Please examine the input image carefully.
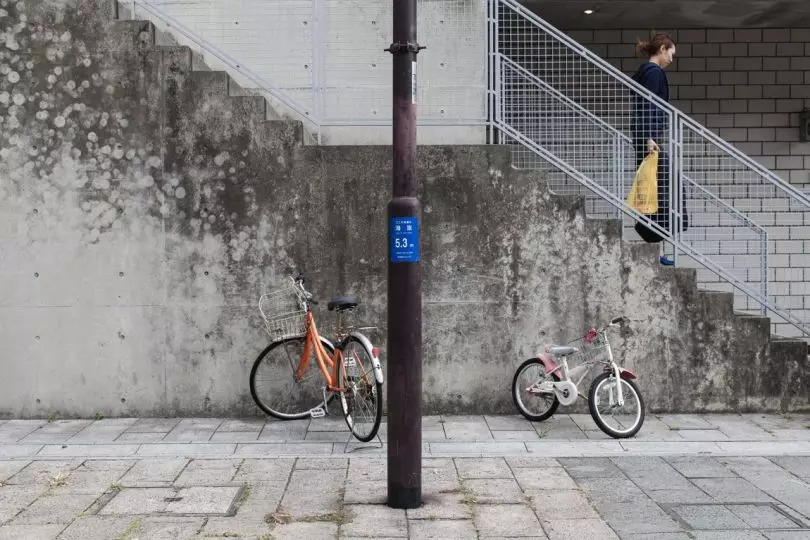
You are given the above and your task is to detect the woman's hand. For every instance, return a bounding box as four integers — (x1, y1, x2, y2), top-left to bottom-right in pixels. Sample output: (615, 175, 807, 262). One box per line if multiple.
(647, 139, 660, 153)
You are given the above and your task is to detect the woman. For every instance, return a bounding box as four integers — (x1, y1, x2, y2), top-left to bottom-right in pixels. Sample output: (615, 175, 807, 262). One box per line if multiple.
(631, 32, 687, 264)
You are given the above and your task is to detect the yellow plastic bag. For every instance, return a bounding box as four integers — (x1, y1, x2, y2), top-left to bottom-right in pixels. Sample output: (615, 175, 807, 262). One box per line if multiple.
(626, 150, 658, 214)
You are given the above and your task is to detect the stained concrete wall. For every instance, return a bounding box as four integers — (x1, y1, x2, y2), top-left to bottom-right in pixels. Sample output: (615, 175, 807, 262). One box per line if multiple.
(0, 0, 807, 417)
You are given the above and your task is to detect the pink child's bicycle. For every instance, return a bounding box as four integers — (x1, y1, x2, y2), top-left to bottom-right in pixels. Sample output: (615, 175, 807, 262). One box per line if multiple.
(511, 316, 645, 439)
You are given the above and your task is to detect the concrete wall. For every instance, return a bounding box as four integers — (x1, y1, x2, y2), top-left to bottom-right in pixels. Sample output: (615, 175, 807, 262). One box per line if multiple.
(0, 0, 807, 418)
(131, 0, 488, 145)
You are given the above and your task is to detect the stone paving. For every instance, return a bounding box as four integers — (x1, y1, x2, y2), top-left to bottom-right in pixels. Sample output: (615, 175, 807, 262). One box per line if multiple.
(0, 413, 808, 538)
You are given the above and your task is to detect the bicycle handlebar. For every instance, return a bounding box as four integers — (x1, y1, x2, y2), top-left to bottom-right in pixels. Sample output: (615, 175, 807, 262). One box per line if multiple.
(293, 273, 317, 305)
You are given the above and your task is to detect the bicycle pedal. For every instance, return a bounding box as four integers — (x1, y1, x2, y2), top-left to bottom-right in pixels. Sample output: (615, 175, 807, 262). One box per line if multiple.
(309, 407, 326, 418)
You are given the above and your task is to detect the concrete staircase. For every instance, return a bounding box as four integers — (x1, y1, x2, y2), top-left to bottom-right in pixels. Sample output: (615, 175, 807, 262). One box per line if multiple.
(0, 0, 806, 417)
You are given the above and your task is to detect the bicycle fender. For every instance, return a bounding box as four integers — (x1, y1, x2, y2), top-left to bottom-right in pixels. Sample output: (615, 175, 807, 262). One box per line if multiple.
(538, 354, 561, 377)
(619, 367, 637, 379)
(349, 331, 384, 384)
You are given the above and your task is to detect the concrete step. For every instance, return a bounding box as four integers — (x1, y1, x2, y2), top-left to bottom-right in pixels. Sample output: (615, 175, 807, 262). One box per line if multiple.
(110, 20, 155, 50)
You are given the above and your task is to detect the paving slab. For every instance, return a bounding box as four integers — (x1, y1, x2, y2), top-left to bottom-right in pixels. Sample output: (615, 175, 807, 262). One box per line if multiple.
(232, 458, 294, 484)
(514, 466, 578, 490)
(527, 489, 599, 519)
(541, 518, 620, 540)
(341, 504, 408, 537)
(172, 458, 242, 486)
(692, 477, 776, 503)
(125, 419, 181, 433)
(37, 444, 140, 458)
(408, 519, 478, 539)
(664, 456, 738, 478)
(430, 441, 527, 455)
(119, 458, 188, 486)
(270, 521, 339, 540)
(137, 443, 236, 457)
(0, 421, 45, 443)
(279, 488, 343, 519)
(464, 478, 525, 504)
(441, 420, 494, 440)
(727, 503, 804, 529)
(19, 421, 93, 444)
(134, 516, 204, 540)
(164, 486, 242, 514)
(484, 415, 536, 431)
(593, 501, 684, 534)
(235, 442, 333, 456)
(667, 504, 749, 530)
(688, 531, 768, 539)
(761, 531, 810, 540)
(54, 515, 132, 540)
(474, 504, 545, 537)
(769, 456, 810, 479)
(68, 419, 138, 443)
(455, 457, 512, 479)
(0, 461, 29, 482)
(658, 415, 716, 430)
(217, 419, 267, 432)
(0, 524, 64, 540)
(10, 493, 99, 525)
(406, 492, 472, 520)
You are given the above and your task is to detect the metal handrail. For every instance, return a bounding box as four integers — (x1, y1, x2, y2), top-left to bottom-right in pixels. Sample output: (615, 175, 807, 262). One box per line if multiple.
(492, 0, 810, 336)
(497, 0, 810, 213)
(499, 55, 632, 145)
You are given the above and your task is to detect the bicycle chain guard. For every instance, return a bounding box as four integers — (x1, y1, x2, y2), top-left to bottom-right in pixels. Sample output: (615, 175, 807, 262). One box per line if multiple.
(554, 381, 578, 406)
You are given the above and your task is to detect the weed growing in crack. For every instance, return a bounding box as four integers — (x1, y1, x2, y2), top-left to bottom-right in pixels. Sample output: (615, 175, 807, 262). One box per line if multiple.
(297, 507, 351, 525)
(265, 508, 293, 525)
(115, 518, 142, 540)
(48, 472, 68, 488)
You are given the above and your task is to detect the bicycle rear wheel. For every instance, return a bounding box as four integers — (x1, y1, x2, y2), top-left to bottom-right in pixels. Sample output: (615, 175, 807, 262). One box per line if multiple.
(337, 336, 383, 442)
(249, 336, 335, 420)
(512, 358, 560, 422)
(588, 372, 645, 439)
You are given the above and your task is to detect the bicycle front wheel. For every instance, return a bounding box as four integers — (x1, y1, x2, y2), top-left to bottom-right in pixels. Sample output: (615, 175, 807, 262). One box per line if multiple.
(337, 336, 383, 442)
(588, 372, 645, 439)
(249, 336, 335, 420)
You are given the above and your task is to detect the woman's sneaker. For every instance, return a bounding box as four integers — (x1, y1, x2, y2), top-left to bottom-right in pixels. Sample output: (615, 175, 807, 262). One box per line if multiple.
(659, 255, 675, 266)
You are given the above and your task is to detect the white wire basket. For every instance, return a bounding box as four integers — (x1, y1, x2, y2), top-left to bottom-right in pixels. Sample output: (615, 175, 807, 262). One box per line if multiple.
(259, 278, 307, 342)
(564, 330, 610, 365)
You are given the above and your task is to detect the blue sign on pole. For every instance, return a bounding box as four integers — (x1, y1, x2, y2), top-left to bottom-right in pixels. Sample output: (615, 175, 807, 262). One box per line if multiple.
(390, 217, 420, 263)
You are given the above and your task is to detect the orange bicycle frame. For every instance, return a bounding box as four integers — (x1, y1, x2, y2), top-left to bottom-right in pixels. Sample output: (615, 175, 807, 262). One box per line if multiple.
(295, 311, 346, 392)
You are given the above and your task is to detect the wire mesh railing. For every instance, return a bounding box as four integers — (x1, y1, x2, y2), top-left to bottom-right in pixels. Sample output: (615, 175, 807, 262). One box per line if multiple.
(490, 0, 810, 336)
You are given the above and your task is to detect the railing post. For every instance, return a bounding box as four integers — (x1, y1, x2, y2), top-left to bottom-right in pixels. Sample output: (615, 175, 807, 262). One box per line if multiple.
(493, 1, 501, 138)
(762, 232, 768, 316)
(487, 0, 493, 142)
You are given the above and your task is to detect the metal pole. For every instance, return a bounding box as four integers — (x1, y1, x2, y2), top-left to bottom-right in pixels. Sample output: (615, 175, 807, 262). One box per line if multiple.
(385, 0, 424, 510)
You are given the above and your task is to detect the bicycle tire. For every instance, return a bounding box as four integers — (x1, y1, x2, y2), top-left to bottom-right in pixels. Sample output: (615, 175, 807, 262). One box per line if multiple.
(249, 336, 335, 420)
(588, 372, 645, 439)
(337, 335, 383, 442)
(512, 358, 560, 422)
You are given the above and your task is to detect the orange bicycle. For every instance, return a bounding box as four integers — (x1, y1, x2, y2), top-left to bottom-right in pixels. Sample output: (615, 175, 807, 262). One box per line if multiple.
(249, 274, 383, 442)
